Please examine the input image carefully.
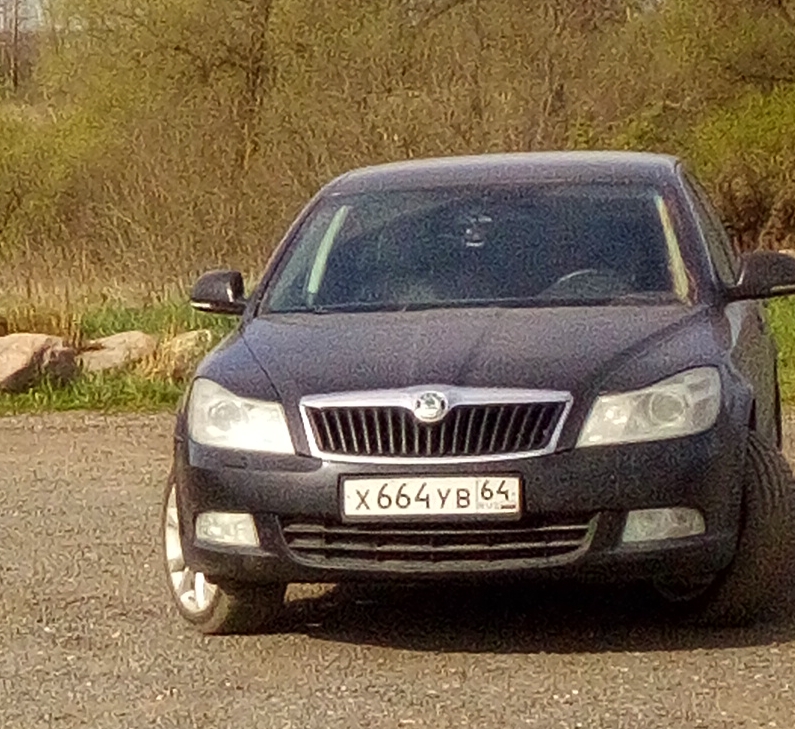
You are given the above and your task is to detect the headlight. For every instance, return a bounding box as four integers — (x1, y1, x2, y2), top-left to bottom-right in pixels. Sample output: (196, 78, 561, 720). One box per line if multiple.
(187, 378, 294, 454)
(577, 367, 721, 447)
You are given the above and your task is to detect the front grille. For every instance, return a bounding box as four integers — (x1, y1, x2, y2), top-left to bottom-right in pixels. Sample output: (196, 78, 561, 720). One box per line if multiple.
(305, 402, 566, 459)
(280, 515, 597, 570)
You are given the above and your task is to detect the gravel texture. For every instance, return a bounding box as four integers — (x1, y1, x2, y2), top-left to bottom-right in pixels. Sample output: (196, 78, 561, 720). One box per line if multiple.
(2, 411, 795, 728)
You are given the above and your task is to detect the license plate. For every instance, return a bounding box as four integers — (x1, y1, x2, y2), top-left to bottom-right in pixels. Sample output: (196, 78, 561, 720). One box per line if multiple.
(341, 476, 522, 521)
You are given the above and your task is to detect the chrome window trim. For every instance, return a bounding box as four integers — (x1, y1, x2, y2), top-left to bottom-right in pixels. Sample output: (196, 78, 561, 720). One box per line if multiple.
(299, 385, 573, 464)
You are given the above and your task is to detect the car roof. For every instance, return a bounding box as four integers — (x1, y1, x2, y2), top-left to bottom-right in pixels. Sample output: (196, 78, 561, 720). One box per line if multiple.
(323, 151, 683, 195)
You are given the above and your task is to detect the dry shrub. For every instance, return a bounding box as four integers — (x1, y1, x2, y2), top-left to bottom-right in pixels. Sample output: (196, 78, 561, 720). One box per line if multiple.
(0, 303, 80, 344)
(135, 329, 214, 383)
(714, 162, 773, 253)
(760, 185, 795, 251)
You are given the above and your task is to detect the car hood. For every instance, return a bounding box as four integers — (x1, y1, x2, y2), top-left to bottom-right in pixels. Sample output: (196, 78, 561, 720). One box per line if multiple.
(241, 304, 717, 404)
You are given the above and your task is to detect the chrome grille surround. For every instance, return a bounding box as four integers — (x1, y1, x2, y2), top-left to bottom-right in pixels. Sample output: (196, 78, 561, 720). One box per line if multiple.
(299, 386, 573, 464)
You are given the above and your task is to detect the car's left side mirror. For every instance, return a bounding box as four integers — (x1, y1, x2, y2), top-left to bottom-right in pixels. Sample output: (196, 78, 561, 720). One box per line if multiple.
(726, 251, 795, 301)
(190, 270, 247, 315)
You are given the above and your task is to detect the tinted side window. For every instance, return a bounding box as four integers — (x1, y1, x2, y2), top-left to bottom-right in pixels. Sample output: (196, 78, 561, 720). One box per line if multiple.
(683, 172, 739, 286)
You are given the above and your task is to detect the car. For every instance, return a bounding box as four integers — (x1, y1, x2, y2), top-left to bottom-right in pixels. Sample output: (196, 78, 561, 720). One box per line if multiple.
(162, 151, 795, 634)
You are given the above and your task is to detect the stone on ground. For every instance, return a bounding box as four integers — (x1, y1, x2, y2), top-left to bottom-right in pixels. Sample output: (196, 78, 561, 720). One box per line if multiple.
(78, 331, 158, 373)
(0, 333, 78, 393)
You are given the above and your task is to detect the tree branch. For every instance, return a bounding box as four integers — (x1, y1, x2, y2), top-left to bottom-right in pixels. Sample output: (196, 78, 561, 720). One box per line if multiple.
(723, 62, 795, 86)
(404, 0, 473, 28)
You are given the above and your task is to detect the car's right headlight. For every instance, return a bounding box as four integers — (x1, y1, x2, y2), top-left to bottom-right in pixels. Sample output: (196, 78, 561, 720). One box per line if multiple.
(577, 367, 721, 447)
(187, 378, 294, 454)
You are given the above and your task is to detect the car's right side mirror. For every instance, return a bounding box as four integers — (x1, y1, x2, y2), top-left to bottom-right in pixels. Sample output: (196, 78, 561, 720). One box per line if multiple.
(190, 270, 247, 315)
(727, 251, 795, 301)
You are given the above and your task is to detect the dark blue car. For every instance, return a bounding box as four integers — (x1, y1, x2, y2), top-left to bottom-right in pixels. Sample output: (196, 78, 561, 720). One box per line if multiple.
(162, 152, 795, 634)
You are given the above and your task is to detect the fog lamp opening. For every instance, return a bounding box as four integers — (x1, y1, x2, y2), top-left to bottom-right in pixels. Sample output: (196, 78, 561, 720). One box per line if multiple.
(195, 512, 260, 547)
(621, 507, 705, 544)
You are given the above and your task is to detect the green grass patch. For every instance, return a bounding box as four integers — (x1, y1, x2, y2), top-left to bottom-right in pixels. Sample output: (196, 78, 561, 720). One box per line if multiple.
(766, 298, 795, 404)
(0, 371, 184, 416)
(77, 300, 237, 341)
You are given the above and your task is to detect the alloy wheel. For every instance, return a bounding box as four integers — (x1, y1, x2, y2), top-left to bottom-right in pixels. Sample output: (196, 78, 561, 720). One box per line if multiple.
(164, 485, 218, 614)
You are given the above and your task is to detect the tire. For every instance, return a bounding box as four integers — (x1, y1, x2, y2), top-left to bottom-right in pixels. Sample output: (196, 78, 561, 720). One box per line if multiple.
(656, 432, 795, 626)
(161, 475, 286, 635)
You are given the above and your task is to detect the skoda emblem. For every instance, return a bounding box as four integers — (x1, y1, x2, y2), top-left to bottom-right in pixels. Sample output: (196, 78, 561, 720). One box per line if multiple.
(412, 391, 449, 424)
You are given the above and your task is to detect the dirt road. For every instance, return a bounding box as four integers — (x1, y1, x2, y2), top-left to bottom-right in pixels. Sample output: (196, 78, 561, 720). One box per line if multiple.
(2, 412, 795, 728)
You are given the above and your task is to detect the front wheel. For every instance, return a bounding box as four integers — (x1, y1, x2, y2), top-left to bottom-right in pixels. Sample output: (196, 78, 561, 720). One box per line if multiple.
(161, 476, 286, 635)
(655, 432, 795, 626)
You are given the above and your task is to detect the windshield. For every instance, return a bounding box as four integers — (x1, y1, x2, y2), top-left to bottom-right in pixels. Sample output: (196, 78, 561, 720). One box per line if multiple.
(263, 183, 692, 314)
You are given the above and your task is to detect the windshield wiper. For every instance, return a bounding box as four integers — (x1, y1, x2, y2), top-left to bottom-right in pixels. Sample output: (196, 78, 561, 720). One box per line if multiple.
(268, 301, 411, 315)
(603, 292, 684, 305)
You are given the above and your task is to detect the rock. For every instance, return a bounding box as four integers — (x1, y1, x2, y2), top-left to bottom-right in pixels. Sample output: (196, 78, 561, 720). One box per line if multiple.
(149, 330, 214, 381)
(0, 333, 78, 393)
(78, 331, 158, 373)
(159, 329, 214, 360)
(42, 341, 78, 384)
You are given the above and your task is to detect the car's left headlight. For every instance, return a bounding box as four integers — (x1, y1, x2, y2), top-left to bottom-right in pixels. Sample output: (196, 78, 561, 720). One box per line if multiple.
(577, 367, 721, 447)
(187, 378, 294, 454)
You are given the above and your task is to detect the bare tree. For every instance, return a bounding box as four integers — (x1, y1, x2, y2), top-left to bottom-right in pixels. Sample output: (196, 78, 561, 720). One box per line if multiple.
(11, 0, 19, 90)
(0, 0, 24, 91)
(0, 0, 8, 86)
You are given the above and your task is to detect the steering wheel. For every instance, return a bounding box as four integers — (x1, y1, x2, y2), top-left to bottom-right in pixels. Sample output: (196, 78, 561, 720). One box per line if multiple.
(554, 268, 604, 285)
(538, 268, 633, 298)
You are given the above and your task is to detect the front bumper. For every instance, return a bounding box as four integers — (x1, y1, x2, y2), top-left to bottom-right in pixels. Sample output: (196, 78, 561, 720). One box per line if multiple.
(174, 424, 746, 586)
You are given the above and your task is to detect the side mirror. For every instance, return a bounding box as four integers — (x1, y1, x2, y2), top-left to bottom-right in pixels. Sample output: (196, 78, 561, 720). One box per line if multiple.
(727, 251, 795, 301)
(190, 270, 247, 315)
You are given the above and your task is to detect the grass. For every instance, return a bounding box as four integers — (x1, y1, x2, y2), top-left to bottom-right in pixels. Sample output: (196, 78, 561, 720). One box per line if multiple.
(77, 300, 237, 341)
(1, 298, 237, 342)
(0, 372, 185, 416)
(2, 295, 795, 415)
(766, 298, 795, 403)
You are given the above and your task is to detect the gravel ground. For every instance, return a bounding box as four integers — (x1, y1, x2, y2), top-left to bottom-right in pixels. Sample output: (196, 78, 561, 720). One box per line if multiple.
(3, 412, 795, 728)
